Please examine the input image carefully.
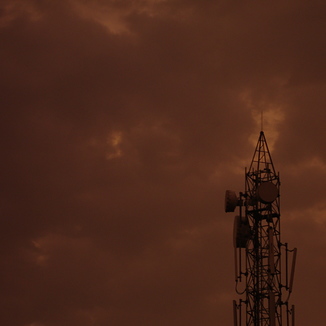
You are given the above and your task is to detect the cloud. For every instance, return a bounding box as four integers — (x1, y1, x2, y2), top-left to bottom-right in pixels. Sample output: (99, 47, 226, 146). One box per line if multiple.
(0, 1, 326, 325)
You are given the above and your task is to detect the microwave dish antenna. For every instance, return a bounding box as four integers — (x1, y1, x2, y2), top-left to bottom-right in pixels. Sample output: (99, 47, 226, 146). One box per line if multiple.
(256, 181, 279, 203)
(225, 190, 239, 212)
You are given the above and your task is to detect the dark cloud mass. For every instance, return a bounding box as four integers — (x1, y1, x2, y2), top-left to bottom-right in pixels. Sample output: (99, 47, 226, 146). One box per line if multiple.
(1, 1, 326, 325)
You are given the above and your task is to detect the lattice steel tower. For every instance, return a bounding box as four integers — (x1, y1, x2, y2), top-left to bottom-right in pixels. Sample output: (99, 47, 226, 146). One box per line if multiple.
(225, 131, 297, 326)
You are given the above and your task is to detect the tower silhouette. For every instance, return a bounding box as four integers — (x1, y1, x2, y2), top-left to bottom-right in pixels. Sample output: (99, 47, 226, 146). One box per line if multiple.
(225, 131, 297, 326)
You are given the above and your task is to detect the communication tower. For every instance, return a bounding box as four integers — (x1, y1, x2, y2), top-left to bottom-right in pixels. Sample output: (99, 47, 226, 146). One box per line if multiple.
(225, 131, 297, 326)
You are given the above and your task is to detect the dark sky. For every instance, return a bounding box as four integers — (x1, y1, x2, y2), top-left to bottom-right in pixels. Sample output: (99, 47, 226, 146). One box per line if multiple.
(1, 1, 326, 325)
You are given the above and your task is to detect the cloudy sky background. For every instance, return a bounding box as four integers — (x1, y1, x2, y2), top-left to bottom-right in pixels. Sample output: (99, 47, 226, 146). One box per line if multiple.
(1, 1, 326, 325)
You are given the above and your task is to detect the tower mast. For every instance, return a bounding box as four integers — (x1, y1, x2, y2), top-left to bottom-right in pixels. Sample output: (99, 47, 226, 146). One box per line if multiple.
(225, 131, 297, 326)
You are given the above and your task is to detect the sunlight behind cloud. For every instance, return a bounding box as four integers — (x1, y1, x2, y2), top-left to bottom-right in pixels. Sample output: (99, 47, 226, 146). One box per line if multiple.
(70, 1, 130, 34)
(240, 90, 285, 151)
(30, 234, 94, 267)
(106, 131, 123, 159)
(249, 106, 285, 150)
(69, 0, 168, 34)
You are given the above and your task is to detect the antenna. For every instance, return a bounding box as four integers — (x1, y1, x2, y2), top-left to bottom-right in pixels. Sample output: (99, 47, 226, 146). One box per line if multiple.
(288, 248, 298, 297)
(261, 110, 264, 131)
(225, 131, 297, 326)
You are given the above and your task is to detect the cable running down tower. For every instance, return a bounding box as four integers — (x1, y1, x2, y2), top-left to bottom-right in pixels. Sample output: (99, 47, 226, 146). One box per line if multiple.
(225, 131, 297, 326)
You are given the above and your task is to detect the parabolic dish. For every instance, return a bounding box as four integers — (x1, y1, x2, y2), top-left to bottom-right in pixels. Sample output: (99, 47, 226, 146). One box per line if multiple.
(225, 190, 238, 212)
(256, 182, 278, 204)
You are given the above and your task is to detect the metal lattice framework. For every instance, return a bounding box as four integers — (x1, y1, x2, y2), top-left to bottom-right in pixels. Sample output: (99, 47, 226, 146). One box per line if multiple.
(226, 131, 297, 326)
